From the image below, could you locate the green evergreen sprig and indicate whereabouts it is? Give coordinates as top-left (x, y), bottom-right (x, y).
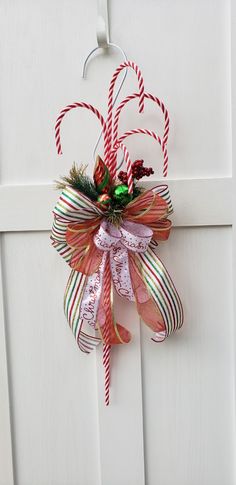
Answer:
top-left (55, 163), bottom-right (144, 214)
top-left (55, 163), bottom-right (99, 201)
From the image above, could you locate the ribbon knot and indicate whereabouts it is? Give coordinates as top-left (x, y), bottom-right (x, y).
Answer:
top-left (93, 220), bottom-right (153, 302)
top-left (94, 220), bottom-right (153, 252)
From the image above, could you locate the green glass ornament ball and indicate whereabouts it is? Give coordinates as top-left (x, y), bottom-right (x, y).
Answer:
top-left (113, 184), bottom-right (132, 204)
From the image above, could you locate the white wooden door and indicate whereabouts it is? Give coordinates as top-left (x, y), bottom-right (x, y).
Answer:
top-left (0, 1), bottom-right (235, 484)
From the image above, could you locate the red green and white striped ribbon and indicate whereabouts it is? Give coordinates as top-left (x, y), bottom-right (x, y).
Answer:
top-left (64, 269), bottom-right (101, 353)
top-left (51, 186), bottom-right (103, 352)
top-left (137, 247), bottom-right (183, 342)
top-left (152, 184), bottom-right (173, 214)
top-left (51, 186), bottom-right (103, 262)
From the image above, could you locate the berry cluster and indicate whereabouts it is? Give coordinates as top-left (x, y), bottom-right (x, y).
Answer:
top-left (118, 159), bottom-right (154, 184)
top-left (131, 159), bottom-right (154, 180)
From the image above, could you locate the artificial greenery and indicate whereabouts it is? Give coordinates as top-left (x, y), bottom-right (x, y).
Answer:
top-left (55, 163), bottom-right (99, 201)
top-left (56, 163), bottom-right (144, 220)
top-left (132, 184), bottom-right (143, 199)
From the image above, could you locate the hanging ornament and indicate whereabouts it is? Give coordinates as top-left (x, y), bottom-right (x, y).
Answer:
top-left (113, 184), bottom-right (132, 205)
top-left (93, 155), bottom-right (111, 193)
top-left (97, 193), bottom-right (111, 207)
top-left (52, 60), bottom-right (184, 407)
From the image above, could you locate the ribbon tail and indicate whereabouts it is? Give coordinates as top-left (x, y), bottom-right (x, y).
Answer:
top-left (133, 247), bottom-right (184, 341)
top-left (96, 259), bottom-right (132, 346)
top-left (64, 269), bottom-right (101, 353)
top-left (129, 253), bottom-right (167, 340)
top-left (110, 244), bottom-right (135, 301)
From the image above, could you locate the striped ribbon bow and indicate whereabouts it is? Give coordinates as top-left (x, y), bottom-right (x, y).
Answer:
top-left (51, 183), bottom-right (183, 370)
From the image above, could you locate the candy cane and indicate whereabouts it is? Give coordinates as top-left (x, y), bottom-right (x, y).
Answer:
top-left (110, 142), bottom-right (133, 193)
top-left (114, 128), bottom-right (168, 178)
top-left (103, 261), bottom-right (112, 406)
top-left (111, 92), bottom-right (170, 176)
top-left (55, 102), bottom-right (107, 155)
top-left (103, 341), bottom-right (111, 406)
top-left (114, 92), bottom-right (169, 151)
top-left (105, 61), bottom-right (145, 173)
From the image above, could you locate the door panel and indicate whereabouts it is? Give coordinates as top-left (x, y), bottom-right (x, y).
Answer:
top-left (2, 232), bottom-right (100, 485)
top-left (0, 1), bottom-right (235, 484)
top-left (142, 227), bottom-right (234, 485)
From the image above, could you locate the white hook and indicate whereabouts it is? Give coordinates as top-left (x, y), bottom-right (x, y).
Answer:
top-left (82, 44), bottom-right (127, 163)
top-left (81, 0), bottom-right (128, 164)
top-left (97, 0), bottom-right (110, 48)
top-left (82, 43), bottom-right (127, 79)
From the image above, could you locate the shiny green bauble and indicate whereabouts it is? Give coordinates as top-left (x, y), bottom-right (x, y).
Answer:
top-left (113, 184), bottom-right (132, 204)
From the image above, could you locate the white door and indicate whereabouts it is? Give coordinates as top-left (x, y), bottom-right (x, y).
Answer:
top-left (0, 1), bottom-right (235, 484)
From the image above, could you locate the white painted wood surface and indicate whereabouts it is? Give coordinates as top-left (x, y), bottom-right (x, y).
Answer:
top-left (0, 177), bottom-right (233, 232)
top-left (0, 1), bottom-right (235, 484)
top-left (0, 239), bottom-right (14, 485)
top-left (142, 226), bottom-right (234, 485)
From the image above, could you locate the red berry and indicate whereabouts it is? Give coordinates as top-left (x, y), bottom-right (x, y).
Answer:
top-left (118, 170), bottom-right (128, 184)
top-left (130, 160), bottom-right (154, 181)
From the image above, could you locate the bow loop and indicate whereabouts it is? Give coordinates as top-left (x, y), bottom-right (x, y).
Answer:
top-left (94, 219), bottom-right (153, 253)
top-left (94, 221), bottom-right (121, 251)
top-left (120, 221), bottom-right (153, 252)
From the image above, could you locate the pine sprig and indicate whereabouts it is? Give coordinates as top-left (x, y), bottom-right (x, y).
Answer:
top-left (55, 163), bottom-right (99, 201)
top-left (55, 162), bottom-right (145, 208)
top-left (132, 184), bottom-right (143, 199)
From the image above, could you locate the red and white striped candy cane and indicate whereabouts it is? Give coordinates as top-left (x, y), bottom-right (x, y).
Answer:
top-left (110, 142), bottom-right (133, 194)
top-left (114, 128), bottom-right (168, 178)
top-left (112, 92), bottom-right (170, 177)
top-left (55, 102), bottom-right (107, 155)
top-left (113, 92), bottom-right (169, 148)
top-left (102, 261), bottom-right (112, 406)
top-left (105, 61), bottom-right (145, 174)
top-left (103, 339), bottom-right (111, 406)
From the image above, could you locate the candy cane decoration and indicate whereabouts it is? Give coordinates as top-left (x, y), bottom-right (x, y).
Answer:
top-left (103, 261), bottom-right (112, 406)
top-left (54, 61), bottom-right (173, 405)
top-left (110, 142), bottom-right (133, 193)
top-left (55, 102), bottom-right (107, 156)
top-left (117, 128), bottom-right (162, 146)
top-left (111, 92), bottom-right (170, 177)
top-left (113, 128), bottom-right (168, 179)
top-left (162, 144), bottom-right (168, 178)
top-left (114, 93), bottom-right (169, 147)
top-left (103, 343), bottom-right (111, 406)
top-left (105, 61), bottom-right (145, 173)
